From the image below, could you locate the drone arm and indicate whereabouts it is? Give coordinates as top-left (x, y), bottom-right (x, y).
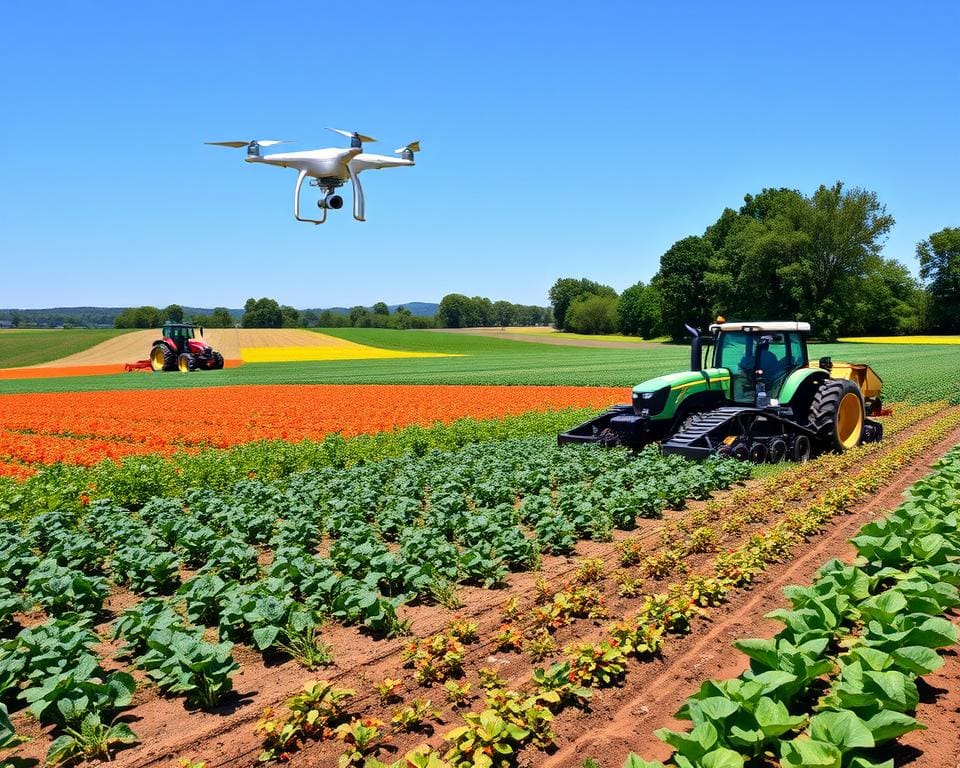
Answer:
top-left (293, 168), bottom-right (326, 225)
top-left (348, 164), bottom-right (365, 222)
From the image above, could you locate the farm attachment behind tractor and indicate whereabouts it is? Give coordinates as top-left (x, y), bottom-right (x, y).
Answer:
top-left (559, 320), bottom-right (886, 463)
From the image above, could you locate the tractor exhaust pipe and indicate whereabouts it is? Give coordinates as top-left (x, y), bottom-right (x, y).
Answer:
top-left (685, 324), bottom-right (702, 372)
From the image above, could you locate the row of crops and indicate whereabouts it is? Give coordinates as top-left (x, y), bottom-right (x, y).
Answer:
top-left (0, 438), bottom-right (749, 762)
top-left (624, 444), bottom-right (960, 768)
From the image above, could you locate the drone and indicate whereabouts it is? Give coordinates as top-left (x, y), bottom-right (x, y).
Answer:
top-left (206, 128), bottom-right (420, 224)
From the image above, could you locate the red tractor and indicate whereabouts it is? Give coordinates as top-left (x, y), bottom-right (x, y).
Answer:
top-left (150, 322), bottom-right (224, 372)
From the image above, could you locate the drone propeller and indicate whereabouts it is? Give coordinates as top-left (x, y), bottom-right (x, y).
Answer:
top-left (326, 128), bottom-right (377, 147)
top-left (394, 141), bottom-right (421, 154)
top-left (205, 140), bottom-right (290, 148)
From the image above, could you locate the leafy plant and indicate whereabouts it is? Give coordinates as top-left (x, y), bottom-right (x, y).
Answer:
top-left (443, 709), bottom-right (531, 768)
top-left (137, 628), bottom-right (239, 709)
top-left (46, 712), bottom-right (138, 765)
top-left (25, 559), bottom-right (109, 617)
top-left (392, 698), bottom-right (443, 731)
top-left (256, 680), bottom-right (355, 762)
top-left (110, 545), bottom-right (182, 595)
top-left (335, 718), bottom-right (389, 767)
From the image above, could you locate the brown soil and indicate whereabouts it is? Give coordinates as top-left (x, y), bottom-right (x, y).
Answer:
top-left (541, 420), bottom-right (960, 768)
top-left (4, 415), bottom-right (960, 768)
top-left (431, 328), bottom-right (659, 349)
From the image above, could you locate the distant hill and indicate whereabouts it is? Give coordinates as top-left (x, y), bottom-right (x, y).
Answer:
top-left (0, 302), bottom-right (439, 328)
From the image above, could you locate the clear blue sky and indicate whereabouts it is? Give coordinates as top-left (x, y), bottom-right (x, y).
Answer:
top-left (2, 1), bottom-right (957, 310)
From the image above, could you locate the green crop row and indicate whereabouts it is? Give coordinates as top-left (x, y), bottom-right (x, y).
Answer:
top-left (0, 437), bottom-right (749, 763)
top-left (0, 408), bottom-right (598, 522)
top-left (623, 443), bottom-right (960, 768)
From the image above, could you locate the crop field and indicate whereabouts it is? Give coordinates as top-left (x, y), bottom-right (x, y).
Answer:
top-left (0, 329), bottom-right (134, 369)
top-left (1, 331), bottom-right (960, 768)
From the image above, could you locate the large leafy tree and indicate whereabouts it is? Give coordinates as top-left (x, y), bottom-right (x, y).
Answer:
top-left (548, 278), bottom-right (617, 331)
top-left (651, 236), bottom-right (715, 340)
top-left (617, 281), bottom-right (663, 338)
top-left (700, 183), bottom-right (895, 339)
top-left (242, 297), bottom-right (283, 328)
top-left (917, 227), bottom-right (960, 332)
top-left (566, 294), bottom-right (618, 334)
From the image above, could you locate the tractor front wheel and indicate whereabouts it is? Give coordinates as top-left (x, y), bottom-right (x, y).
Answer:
top-left (211, 351), bottom-right (224, 370)
top-left (808, 379), bottom-right (864, 453)
top-left (150, 344), bottom-right (175, 372)
top-left (177, 353), bottom-right (196, 373)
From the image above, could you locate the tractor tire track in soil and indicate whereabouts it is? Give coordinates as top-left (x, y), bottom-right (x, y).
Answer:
top-left (6, 410), bottom-right (959, 768)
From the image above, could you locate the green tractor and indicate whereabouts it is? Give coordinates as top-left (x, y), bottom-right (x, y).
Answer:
top-left (559, 320), bottom-right (885, 462)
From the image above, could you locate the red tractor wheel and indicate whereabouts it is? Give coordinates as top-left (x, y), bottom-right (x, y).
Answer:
top-left (150, 343), bottom-right (175, 372)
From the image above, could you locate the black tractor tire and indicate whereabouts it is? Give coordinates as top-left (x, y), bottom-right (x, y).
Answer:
top-left (791, 434), bottom-right (811, 462)
top-left (177, 353), bottom-right (196, 373)
top-left (150, 343), bottom-right (175, 372)
top-left (211, 351), bottom-right (224, 370)
top-left (768, 437), bottom-right (788, 463)
top-left (808, 378), bottom-right (865, 453)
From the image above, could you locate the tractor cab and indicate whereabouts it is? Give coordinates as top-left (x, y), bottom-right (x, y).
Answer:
top-left (161, 322), bottom-right (204, 354)
top-left (706, 321), bottom-right (810, 404)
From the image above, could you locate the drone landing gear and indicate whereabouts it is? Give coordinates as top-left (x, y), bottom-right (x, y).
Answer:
top-left (293, 170), bottom-right (366, 225)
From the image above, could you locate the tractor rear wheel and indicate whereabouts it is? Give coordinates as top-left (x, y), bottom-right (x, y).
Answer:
top-left (808, 378), bottom-right (864, 453)
top-left (150, 344), bottom-right (175, 372)
top-left (177, 353), bottom-right (195, 373)
top-left (211, 351), bottom-right (224, 370)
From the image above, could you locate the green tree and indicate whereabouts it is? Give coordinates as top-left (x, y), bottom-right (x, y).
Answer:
top-left (372, 302), bottom-right (390, 316)
top-left (847, 257), bottom-right (922, 335)
top-left (301, 309), bottom-right (319, 328)
top-left (349, 306), bottom-right (371, 327)
top-left (210, 307), bottom-right (234, 328)
top-left (242, 298), bottom-right (282, 328)
top-left (317, 310), bottom-right (348, 327)
top-left (163, 304), bottom-right (184, 323)
top-left (280, 305), bottom-right (301, 327)
top-left (436, 294), bottom-right (471, 328)
top-left (548, 278), bottom-right (617, 331)
top-left (566, 294), bottom-right (618, 334)
top-left (392, 306), bottom-right (413, 329)
top-left (652, 236), bottom-right (714, 340)
top-left (617, 281), bottom-right (663, 338)
top-left (491, 300), bottom-right (516, 327)
top-left (917, 227), bottom-right (960, 332)
top-left (701, 183), bottom-right (895, 339)
top-left (114, 306), bottom-right (162, 328)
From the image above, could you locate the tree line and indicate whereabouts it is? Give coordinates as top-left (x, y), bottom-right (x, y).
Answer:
top-left (548, 183), bottom-right (960, 340)
top-left (434, 295), bottom-right (552, 328)
top-left (113, 299), bottom-right (441, 330)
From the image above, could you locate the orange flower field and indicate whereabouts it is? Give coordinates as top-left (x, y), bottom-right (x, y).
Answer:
top-left (0, 384), bottom-right (624, 471)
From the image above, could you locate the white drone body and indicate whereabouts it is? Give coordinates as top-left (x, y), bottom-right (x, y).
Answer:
top-left (206, 129), bottom-right (420, 224)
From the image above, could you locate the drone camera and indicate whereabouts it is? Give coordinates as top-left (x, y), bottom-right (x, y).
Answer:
top-left (318, 194), bottom-right (344, 210)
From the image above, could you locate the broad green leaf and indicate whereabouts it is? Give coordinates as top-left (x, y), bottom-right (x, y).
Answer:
top-left (754, 696), bottom-right (806, 737)
top-left (701, 747), bottom-right (746, 768)
top-left (891, 646), bottom-right (944, 676)
top-left (779, 738), bottom-right (842, 768)
top-left (734, 638), bottom-right (779, 670)
top-left (695, 697), bottom-right (741, 724)
top-left (808, 710), bottom-right (874, 750)
top-left (864, 710), bottom-right (925, 743)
